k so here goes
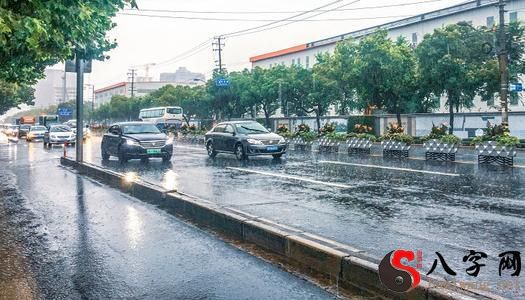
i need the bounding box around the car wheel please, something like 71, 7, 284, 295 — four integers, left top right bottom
118, 149, 128, 163
43, 142, 47, 148
234, 143, 246, 161
101, 148, 110, 161
162, 154, 171, 162
206, 141, 217, 158
272, 153, 283, 159
141, 157, 149, 163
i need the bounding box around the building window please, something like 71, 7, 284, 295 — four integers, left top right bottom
510, 93, 519, 105
281, 61, 285, 66
486, 16, 494, 27
297, 57, 301, 66
269, 63, 272, 68
291, 58, 295, 66
411, 32, 418, 45
305, 56, 310, 68
510, 12, 518, 23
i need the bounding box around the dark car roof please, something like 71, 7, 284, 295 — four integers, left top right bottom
217, 121, 258, 125
113, 122, 150, 126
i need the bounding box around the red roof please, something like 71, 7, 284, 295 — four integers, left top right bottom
95, 82, 126, 93
249, 44, 307, 63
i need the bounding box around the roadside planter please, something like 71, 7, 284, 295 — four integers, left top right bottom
424, 139, 458, 161
179, 134, 205, 145
381, 140, 410, 158
290, 137, 313, 151
346, 137, 373, 155
476, 141, 516, 166
317, 137, 340, 153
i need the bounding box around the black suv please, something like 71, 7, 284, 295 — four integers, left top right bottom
205, 121, 287, 160
101, 122, 173, 163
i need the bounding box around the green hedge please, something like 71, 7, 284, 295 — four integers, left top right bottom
347, 116, 375, 134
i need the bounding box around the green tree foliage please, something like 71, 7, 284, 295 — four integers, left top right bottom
0, 81, 34, 115
416, 23, 493, 133
354, 31, 417, 126
0, 0, 137, 84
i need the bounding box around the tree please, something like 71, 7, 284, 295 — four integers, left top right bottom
0, 82, 34, 115
354, 31, 417, 126
328, 39, 359, 114
0, 0, 137, 85
307, 55, 339, 132
417, 23, 492, 133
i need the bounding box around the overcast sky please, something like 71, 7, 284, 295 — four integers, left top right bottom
83, 0, 468, 88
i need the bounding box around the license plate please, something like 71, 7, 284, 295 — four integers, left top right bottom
147, 149, 162, 154
266, 146, 279, 151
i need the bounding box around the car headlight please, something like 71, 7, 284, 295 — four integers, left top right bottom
126, 139, 139, 146
166, 137, 174, 144
247, 138, 263, 145
279, 137, 286, 144
28, 133, 34, 137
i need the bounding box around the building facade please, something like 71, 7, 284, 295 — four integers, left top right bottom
160, 67, 205, 84
33, 69, 77, 107
250, 0, 525, 114
94, 81, 198, 105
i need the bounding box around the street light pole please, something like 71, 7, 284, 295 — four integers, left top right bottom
498, 0, 509, 126
75, 53, 84, 163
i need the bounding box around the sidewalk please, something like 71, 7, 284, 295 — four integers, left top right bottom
0, 141, 335, 299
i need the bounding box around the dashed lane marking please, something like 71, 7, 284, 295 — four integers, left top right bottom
318, 160, 461, 177
226, 167, 355, 189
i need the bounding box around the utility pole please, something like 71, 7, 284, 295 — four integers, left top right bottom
498, 0, 509, 126
75, 52, 84, 163
213, 36, 225, 73
127, 68, 137, 97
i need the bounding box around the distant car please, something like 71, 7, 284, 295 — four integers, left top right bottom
101, 122, 173, 163
26, 125, 48, 141
18, 124, 32, 138
4, 124, 19, 137
205, 121, 287, 160
43, 125, 75, 147
65, 120, 90, 139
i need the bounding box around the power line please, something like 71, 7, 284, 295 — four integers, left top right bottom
221, 0, 349, 38
225, 0, 363, 38
118, 12, 418, 22
154, 38, 212, 67
122, 0, 447, 15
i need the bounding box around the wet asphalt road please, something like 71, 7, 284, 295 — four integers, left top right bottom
74, 136, 525, 298
0, 137, 336, 299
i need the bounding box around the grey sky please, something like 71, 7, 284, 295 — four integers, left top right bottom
87, 0, 467, 88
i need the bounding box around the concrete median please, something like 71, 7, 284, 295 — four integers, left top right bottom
59, 157, 500, 300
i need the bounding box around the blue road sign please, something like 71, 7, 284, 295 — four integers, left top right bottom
509, 83, 523, 92
215, 78, 230, 87
58, 108, 73, 116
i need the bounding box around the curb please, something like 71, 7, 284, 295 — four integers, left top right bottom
60, 157, 502, 300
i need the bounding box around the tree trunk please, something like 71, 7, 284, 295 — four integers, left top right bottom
316, 104, 321, 134
263, 106, 270, 130
448, 94, 455, 135
396, 111, 402, 128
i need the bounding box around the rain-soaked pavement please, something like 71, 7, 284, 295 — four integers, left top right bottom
0, 136, 336, 299
76, 135, 524, 298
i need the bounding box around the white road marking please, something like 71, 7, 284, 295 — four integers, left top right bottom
318, 160, 461, 177
226, 167, 355, 189
174, 145, 207, 152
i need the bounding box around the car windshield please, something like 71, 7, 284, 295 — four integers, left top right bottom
31, 126, 47, 131
121, 123, 161, 134
167, 107, 182, 114
235, 122, 269, 134
50, 126, 71, 132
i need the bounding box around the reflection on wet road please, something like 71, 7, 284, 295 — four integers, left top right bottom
0, 137, 335, 299
76, 136, 525, 298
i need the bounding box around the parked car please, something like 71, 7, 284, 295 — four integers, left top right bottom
27, 125, 48, 142
205, 121, 287, 160
43, 125, 75, 147
101, 122, 173, 163
18, 124, 31, 138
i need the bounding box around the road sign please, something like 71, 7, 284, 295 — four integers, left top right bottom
65, 59, 92, 73
215, 78, 230, 87
58, 107, 73, 117
509, 83, 523, 92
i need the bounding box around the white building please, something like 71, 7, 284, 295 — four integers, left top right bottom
33, 69, 77, 107
94, 81, 200, 105
250, 0, 525, 114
